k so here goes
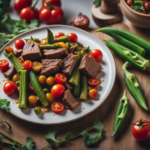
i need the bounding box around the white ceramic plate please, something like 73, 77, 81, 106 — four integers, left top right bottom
0, 25, 116, 125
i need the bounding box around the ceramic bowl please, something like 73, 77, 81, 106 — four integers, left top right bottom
120, 0, 150, 29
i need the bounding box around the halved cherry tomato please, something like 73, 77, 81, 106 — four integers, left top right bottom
132, 119, 150, 141
55, 73, 67, 84
15, 39, 25, 49
23, 60, 32, 70
88, 89, 98, 99
32, 61, 42, 72
91, 49, 103, 62
54, 32, 65, 38
51, 84, 65, 98
42, 0, 61, 8
3, 81, 18, 96
51, 102, 64, 113
55, 42, 66, 48
5, 47, 14, 54
66, 33, 78, 43
14, 0, 32, 13
88, 78, 100, 87
0, 60, 9, 72
40, 39, 48, 45
29, 83, 36, 94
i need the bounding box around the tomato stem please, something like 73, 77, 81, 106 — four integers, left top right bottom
31, 0, 39, 10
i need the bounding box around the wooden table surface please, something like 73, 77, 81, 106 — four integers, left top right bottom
0, 21, 150, 150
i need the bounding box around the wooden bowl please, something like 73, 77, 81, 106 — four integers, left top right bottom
120, 0, 150, 29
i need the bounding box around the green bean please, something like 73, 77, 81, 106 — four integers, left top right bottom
47, 29, 54, 44
65, 42, 70, 50
40, 43, 62, 49
54, 36, 70, 43
25, 38, 40, 43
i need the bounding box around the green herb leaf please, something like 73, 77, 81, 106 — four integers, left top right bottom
0, 99, 10, 113
65, 133, 71, 140
131, 5, 140, 11
93, 0, 101, 7
80, 120, 104, 147
139, 4, 145, 12
25, 137, 35, 150
0, 120, 11, 129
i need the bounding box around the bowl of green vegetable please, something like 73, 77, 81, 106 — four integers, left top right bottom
120, 0, 150, 29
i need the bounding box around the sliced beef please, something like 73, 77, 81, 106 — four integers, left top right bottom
64, 82, 73, 91
78, 54, 102, 77
74, 51, 80, 55
22, 40, 42, 60
62, 90, 79, 110
43, 48, 68, 59
62, 53, 77, 76
4, 66, 16, 79
68, 46, 76, 53
15, 49, 23, 57
41, 59, 63, 76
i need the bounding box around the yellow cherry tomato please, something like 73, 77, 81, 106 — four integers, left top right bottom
38, 75, 47, 85
55, 42, 66, 48
40, 39, 48, 45
32, 61, 42, 72
46, 76, 55, 86
5, 47, 14, 54
46, 93, 56, 104
12, 73, 20, 83
28, 95, 38, 106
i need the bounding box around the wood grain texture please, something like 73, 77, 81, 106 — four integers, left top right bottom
0, 21, 150, 150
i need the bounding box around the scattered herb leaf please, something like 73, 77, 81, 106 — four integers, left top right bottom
0, 99, 10, 113
25, 137, 35, 150
0, 120, 11, 129
65, 133, 71, 140
93, 0, 101, 7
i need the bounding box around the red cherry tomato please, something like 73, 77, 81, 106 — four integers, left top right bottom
20, 7, 39, 23
23, 60, 32, 70
54, 32, 65, 38
127, 0, 132, 6
91, 49, 103, 62
14, 0, 32, 14
15, 39, 25, 49
55, 73, 67, 84
39, 5, 64, 24
88, 89, 98, 99
51, 102, 64, 113
67, 33, 78, 43
42, 0, 61, 8
0, 60, 9, 72
88, 78, 100, 87
29, 83, 36, 95
143, 2, 149, 10
51, 84, 65, 98
3, 81, 18, 96
132, 119, 150, 141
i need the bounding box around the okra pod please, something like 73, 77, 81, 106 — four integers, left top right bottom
3, 50, 24, 73
96, 27, 150, 53
25, 38, 40, 43
104, 40, 150, 70
97, 30, 145, 56
54, 36, 70, 43
112, 90, 129, 137
29, 71, 49, 107
122, 62, 148, 111
19, 70, 27, 108
80, 73, 88, 100
40, 43, 62, 49
47, 29, 54, 44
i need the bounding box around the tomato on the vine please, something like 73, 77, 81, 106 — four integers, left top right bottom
3, 81, 18, 96
42, 0, 61, 8
54, 32, 65, 38
51, 84, 65, 98
88, 78, 100, 87
66, 33, 78, 43
132, 119, 150, 141
0, 60, 9, 72
39, 4, 64, 24
51, 102, 64, 113
24, 60, 32, 70
14, 0, 32, 13
15, 39, 25, 49
20, 0, 39, 23
55, 73, 67, 84
91, 49, 103, 62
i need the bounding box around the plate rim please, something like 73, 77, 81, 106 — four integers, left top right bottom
0, 24, 116, 125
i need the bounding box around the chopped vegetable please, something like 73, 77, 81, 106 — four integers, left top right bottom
3, 50, 24, 73
46, 76, 56, 86
19, 70, 28, 108
73, 72, 81, 97
88, 78, 100, 87
122, 62, 148, 110
51, 102, 64, 113
38, 75, 47, 85
32, 61, 42, 72
0, 59, 9, 72
88, 89, 98, 99
29, 71, 49, 107
47, 29, 54, 44
40, 43, 62, 49
55, 73, 67, 84
34, 107, 41, 114
112, 90, 129, 137
54, 35, 70, 43
25, 37, 40, 43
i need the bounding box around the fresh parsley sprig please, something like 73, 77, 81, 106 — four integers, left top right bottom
0, 99, 10, 113
42, 120, 104, 150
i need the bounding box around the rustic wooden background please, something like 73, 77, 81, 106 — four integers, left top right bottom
0, 21, 150, 150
